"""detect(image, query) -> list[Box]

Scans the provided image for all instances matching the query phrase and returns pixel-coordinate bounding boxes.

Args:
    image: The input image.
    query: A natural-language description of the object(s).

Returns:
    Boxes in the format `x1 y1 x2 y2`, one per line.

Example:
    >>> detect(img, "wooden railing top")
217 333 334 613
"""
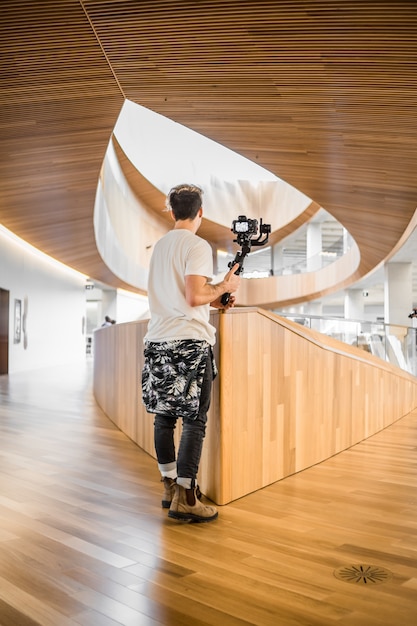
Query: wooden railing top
221 307 417 382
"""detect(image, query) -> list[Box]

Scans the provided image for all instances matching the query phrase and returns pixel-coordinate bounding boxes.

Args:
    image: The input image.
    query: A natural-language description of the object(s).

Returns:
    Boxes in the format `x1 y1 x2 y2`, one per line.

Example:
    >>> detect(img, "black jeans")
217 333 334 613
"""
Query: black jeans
154 352 213 480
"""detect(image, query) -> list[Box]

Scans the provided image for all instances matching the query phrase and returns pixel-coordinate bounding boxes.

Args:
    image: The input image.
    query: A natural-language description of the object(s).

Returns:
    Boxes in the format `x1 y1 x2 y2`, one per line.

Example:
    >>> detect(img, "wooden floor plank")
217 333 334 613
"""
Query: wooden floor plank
1 362 417 625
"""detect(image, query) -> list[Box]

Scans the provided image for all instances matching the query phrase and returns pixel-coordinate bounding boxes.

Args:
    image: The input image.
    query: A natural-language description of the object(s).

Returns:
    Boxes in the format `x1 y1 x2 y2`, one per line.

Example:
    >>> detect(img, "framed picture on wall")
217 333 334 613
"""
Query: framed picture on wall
14 298 22 344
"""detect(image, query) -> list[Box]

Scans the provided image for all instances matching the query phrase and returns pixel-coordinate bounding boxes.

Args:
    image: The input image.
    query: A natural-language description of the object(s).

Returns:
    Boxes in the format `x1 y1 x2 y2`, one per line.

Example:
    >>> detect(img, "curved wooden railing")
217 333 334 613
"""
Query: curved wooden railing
93 309 417 504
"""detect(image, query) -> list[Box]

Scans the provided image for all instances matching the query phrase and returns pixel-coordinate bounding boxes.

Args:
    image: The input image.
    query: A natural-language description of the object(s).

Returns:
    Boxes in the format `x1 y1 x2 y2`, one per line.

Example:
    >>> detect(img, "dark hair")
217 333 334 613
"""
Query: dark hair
166 184 203 221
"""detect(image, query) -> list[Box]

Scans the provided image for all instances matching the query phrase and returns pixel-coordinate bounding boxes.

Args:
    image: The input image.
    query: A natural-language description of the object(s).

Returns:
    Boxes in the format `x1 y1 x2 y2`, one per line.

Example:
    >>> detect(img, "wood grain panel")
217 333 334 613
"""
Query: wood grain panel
1 1 416 304
1 360 417 623
85 0 417 277
94 309 417 505
0 0 136 291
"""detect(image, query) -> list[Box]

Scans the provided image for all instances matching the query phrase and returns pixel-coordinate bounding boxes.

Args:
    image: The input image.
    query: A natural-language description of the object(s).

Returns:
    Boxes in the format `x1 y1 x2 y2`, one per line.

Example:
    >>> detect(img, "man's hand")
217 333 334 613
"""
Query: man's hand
210 294 236 310
222 263 241 294
210 263 241 309
185 263 241 308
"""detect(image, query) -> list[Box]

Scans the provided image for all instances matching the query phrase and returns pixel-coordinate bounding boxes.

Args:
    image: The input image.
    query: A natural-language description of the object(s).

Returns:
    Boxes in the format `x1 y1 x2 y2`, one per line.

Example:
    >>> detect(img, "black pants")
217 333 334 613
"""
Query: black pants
154 353 213 480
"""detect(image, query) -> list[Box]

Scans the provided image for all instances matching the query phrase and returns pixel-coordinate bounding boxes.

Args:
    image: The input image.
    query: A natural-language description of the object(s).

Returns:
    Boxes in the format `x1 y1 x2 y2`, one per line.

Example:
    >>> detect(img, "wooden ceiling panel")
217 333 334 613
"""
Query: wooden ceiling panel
0 0 134 290
79 0 417 276
0 0 416 299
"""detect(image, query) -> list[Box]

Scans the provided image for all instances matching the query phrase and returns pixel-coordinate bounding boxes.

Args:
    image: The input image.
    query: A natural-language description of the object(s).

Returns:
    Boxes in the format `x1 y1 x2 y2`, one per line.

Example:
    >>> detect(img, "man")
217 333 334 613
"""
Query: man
142 184 240 523
102 315 113 327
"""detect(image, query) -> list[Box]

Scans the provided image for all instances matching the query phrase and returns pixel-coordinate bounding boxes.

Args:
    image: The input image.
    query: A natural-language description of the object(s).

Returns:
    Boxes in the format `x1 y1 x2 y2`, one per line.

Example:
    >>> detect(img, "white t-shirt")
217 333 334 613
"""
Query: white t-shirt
144 229 216 345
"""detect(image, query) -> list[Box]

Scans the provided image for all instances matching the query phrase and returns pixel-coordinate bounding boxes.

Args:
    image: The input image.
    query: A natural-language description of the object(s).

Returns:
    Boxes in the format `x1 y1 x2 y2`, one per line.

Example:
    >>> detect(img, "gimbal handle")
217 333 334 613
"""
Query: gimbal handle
220 217 271 307
220 247 249 306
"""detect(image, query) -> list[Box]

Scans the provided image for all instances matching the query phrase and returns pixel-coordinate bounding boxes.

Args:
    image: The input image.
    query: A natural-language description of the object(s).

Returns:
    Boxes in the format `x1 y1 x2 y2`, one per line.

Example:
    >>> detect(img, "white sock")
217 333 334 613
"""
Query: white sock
177 477 192 489
162 469 177 479
158 462 177 480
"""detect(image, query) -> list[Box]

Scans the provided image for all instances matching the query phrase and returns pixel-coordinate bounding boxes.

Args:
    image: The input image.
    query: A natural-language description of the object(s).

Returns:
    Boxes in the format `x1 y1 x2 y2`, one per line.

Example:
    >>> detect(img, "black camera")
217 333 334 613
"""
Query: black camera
408 308 417 319
232 216 259 235
230 215 271 244
220 214 272 306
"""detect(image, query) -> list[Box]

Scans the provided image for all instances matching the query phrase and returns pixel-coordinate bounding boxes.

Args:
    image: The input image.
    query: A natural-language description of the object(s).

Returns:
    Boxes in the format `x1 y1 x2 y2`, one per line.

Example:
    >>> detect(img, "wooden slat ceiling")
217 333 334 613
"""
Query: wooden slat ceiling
1 0 416 298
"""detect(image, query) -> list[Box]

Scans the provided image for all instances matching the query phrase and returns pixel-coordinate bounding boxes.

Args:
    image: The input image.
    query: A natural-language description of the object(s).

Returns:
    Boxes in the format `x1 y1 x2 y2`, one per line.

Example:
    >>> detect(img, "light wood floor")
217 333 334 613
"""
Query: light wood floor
0 362 417 626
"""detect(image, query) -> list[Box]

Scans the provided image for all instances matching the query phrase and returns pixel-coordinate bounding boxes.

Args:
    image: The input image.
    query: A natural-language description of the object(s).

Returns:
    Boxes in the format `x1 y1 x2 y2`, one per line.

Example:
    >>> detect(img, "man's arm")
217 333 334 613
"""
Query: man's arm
185 263 240 308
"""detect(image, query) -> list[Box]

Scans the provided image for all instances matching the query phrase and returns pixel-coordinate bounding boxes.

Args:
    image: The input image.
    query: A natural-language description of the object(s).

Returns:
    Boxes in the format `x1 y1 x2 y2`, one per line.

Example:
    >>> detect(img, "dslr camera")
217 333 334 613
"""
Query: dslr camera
220 214 271 306
231 215 271 243
232 216 259 235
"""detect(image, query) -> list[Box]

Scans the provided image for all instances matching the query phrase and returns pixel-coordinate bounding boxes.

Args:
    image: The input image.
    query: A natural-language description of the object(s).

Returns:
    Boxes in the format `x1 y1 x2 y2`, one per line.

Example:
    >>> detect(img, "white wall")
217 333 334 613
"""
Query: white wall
116 290 149 323
0 228 87 373
85 286 149 329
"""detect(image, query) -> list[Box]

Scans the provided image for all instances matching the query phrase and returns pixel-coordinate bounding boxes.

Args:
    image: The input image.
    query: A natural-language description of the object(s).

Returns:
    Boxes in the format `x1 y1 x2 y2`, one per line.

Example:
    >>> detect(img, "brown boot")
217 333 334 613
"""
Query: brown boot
161 477 176 509
168 484 218 523
161 478 202 509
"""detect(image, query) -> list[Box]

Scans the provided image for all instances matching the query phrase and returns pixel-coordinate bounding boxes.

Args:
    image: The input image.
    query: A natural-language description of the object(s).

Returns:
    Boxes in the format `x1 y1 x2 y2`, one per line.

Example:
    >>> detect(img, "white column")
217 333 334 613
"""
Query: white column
307 222 322 271
272 243 284 275
211 244 218 275
384 262 413 325
344 289 365 321
343 228 350 253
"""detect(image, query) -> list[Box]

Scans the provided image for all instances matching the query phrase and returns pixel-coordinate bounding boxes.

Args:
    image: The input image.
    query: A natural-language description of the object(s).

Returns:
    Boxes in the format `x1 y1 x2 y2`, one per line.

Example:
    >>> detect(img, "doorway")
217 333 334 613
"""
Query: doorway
0 288 9 375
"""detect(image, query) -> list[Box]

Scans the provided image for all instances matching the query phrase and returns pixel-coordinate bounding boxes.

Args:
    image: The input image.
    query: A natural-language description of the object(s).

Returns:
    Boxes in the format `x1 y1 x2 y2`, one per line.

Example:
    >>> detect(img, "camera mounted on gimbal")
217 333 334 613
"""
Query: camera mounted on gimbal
221 215 271 306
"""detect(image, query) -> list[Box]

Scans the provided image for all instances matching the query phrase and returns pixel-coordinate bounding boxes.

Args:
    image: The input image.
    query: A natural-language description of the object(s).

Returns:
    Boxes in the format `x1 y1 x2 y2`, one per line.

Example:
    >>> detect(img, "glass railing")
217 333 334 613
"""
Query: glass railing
276 313 417 377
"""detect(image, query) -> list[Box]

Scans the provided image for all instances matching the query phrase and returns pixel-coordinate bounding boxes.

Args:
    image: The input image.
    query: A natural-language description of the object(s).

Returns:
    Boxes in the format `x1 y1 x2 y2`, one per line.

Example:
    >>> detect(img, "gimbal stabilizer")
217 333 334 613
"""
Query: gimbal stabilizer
220 215 271 306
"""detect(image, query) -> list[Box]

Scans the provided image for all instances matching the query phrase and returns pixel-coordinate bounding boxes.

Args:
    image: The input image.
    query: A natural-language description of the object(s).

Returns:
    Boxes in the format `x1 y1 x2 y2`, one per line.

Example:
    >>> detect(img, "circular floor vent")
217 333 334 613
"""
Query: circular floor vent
334 564 392 585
